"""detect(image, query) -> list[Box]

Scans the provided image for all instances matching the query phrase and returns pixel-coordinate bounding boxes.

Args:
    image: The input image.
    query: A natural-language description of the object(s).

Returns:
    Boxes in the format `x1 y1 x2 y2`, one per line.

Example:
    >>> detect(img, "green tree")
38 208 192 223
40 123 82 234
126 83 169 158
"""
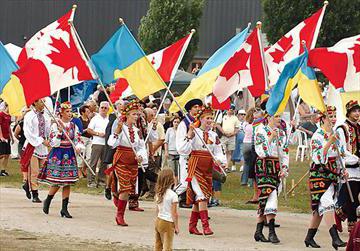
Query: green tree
138 0 205 70
262 0 360 47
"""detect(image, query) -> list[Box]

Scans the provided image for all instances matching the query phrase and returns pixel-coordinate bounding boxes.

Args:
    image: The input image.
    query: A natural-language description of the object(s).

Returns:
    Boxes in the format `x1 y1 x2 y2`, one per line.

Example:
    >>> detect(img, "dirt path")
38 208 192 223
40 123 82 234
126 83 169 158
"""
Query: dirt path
0 187 349 251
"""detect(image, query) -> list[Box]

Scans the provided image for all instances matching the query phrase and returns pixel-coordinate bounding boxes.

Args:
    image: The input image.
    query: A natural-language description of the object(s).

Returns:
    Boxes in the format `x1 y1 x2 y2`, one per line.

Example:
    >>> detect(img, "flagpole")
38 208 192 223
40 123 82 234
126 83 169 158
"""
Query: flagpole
53 91 60 115
144 29 196 144
69 20 146 172
41 100 96 176
311 1 328 49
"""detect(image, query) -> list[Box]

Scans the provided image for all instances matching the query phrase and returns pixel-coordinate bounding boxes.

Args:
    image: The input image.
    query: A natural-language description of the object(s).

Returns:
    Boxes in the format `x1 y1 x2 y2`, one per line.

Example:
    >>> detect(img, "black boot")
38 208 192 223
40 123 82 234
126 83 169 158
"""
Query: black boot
31 190 41 203
43 195 54 214
22 181 31 199
254 221 270 242
264 219 280 228
104 187 112 200
304 228 321 248
268 219 280 244
329 224 346 250
60 198 72 218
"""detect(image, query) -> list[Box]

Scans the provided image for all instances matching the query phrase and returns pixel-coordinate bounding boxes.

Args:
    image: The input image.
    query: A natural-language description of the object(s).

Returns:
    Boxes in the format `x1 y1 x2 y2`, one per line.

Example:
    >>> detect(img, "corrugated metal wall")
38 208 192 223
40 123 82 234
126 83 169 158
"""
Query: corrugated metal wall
0 0 262 59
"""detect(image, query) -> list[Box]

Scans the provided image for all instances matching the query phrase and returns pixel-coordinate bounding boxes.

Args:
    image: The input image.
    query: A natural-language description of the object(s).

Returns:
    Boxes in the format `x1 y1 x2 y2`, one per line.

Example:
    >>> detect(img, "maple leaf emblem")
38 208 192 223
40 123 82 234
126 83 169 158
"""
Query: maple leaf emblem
47 35 92 80
269 35 293 63
349 39 360 73
151 57 155 65
221 49 250 81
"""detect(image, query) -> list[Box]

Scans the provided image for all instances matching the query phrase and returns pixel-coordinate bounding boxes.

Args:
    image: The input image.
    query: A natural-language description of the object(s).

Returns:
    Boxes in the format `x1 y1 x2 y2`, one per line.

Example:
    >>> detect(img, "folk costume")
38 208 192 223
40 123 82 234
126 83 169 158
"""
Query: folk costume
108 101 148 226
336 100 360 233
22 104 51 202
39 102 84 218
253 118 289 243
174 99 203 208
304 106 347 249
177 105 226 236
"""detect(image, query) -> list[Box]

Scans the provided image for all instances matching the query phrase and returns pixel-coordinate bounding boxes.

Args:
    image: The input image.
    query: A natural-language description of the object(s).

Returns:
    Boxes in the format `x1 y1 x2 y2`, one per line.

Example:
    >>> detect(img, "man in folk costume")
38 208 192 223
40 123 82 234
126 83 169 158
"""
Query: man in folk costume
304 106 347 249
22 99 51 203
253 113 289 244
174 98 203 208
107 101 148 226
177 105 226 235
336 100 360 233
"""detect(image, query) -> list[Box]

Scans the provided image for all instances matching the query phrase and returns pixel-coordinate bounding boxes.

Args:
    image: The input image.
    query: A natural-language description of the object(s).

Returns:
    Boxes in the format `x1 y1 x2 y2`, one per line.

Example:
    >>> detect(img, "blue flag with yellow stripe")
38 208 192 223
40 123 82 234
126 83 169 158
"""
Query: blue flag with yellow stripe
91 24 165 99
266 47 325 116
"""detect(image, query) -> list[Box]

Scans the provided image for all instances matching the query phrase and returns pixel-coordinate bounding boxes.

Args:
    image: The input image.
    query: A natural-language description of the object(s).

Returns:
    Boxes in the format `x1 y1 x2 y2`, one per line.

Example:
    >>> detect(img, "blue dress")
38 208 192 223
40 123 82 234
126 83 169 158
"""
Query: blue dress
38 121 83 186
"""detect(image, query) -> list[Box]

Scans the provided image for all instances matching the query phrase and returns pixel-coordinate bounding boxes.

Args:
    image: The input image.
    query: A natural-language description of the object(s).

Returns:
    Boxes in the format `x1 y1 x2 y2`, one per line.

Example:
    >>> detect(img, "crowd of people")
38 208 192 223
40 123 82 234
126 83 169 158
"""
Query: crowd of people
0 87 359 250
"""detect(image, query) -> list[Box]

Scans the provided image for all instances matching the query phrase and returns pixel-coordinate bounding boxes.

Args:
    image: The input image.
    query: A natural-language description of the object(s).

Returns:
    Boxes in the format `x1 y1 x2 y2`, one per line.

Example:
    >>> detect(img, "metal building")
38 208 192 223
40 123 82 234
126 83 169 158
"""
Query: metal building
0 0 262 62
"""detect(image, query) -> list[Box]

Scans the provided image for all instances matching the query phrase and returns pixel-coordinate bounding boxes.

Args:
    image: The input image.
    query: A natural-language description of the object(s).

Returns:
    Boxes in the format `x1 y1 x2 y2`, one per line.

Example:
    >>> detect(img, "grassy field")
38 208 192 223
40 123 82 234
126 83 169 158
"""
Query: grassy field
0 147 312 213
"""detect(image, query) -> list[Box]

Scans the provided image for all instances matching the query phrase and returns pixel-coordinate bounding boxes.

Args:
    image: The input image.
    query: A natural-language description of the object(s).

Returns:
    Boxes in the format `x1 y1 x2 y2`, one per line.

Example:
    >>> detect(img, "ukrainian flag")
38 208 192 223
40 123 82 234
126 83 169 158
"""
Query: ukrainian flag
0 41 26 116
266 48 325 116
91 24 165 100
169 25 250 113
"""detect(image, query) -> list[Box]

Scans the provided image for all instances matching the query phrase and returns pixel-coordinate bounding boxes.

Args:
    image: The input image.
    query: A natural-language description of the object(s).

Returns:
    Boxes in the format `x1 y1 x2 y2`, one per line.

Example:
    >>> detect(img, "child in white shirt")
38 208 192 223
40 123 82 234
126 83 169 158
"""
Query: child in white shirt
154 169 179 251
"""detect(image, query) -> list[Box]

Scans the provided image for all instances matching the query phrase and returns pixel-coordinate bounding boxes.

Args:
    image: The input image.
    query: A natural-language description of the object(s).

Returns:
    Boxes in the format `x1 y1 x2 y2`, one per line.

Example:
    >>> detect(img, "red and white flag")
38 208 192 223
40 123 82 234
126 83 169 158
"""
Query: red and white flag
15 8 95 105
309 35 360 91
110 32 194 101
265 4 327 85
212 27 266 108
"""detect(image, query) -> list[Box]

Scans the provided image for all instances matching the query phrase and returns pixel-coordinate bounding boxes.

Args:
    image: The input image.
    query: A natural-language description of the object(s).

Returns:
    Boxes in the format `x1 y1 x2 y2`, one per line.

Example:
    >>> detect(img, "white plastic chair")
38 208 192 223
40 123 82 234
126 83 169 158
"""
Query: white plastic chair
295 130 308 162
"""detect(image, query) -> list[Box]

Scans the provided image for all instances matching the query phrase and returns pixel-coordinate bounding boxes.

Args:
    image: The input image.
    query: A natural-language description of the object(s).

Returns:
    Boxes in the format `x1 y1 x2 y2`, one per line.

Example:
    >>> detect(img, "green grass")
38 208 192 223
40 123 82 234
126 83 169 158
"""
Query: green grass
0 147 312 213
221 146 312 213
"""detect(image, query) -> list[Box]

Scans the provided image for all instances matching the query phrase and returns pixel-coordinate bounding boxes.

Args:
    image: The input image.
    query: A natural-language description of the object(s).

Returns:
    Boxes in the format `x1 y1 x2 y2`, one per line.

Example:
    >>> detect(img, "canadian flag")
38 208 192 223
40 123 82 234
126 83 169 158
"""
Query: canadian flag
212 27 266 108
309 35 360 91
15 8 95 106
110 32 193 102
265 4 327 85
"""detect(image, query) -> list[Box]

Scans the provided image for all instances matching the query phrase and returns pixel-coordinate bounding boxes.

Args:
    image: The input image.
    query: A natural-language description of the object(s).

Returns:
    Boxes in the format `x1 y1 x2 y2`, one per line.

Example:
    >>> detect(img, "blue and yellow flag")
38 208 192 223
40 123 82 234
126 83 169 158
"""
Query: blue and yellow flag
266 48 325 116
91 24 165 100
169 25 250 113
0 41 19 92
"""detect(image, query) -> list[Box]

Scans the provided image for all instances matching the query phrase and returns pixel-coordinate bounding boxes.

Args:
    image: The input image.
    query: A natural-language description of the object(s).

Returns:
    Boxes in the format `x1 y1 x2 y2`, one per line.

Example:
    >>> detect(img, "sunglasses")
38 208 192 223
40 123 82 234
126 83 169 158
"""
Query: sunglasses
100 107 108 109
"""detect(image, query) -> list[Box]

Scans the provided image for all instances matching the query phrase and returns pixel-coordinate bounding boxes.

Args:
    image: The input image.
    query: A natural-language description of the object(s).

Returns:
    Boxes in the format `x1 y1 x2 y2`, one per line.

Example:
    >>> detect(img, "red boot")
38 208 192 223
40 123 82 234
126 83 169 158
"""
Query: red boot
115 199 128 226
113 196 119 207
189 211 202 235
199 210 213 235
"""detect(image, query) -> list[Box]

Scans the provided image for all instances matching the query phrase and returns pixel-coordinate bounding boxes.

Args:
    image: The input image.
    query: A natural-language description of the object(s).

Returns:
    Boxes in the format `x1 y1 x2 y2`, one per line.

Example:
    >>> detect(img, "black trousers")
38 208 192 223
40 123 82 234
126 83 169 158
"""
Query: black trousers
337 180 360 222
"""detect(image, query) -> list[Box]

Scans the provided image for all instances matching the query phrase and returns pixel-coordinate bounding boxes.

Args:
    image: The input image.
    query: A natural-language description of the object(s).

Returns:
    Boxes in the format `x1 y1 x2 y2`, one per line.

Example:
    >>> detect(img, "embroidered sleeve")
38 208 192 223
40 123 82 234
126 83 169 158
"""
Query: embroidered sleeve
49 123 61 148
310 131 327 164
279 130 289 173
176 121 192 155
74 123 85 150
254 127 271 158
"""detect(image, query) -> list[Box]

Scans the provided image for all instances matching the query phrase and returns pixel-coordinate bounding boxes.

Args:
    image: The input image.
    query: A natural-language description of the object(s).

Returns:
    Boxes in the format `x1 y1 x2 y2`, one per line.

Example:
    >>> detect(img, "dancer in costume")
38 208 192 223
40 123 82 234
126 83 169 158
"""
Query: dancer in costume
108 100 148 226
336 100 360 233
253 113 289 244
178 105 226 235
39 102 83 218
22 99 51 202
174 99 203 208
304 106 347 249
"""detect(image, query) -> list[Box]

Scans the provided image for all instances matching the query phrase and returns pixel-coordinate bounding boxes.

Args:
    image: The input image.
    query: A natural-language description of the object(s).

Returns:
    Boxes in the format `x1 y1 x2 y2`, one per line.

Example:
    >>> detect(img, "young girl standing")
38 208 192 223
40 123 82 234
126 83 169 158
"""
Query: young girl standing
154 169 179 251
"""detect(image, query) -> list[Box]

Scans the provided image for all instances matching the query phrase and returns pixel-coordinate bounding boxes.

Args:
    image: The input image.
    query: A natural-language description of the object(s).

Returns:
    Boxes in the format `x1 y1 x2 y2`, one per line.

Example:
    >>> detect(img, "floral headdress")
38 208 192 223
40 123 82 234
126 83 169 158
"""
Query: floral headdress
193 105 213 127
122 100 140 116
319 105 336 118
60 101 72 113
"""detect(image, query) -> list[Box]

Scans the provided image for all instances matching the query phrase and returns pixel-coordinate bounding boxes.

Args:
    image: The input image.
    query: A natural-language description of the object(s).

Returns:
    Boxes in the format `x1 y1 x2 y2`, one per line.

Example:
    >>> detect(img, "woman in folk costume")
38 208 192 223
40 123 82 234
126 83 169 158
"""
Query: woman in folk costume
107 100 148 226
38 102 84 218
253 113 289 244
304 106 348 249
178 105 227 235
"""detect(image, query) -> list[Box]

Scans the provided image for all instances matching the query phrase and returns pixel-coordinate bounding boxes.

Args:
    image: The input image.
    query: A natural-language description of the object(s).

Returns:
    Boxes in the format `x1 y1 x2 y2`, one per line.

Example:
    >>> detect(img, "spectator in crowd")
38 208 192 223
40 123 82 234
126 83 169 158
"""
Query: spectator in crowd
143 107 165 200
241 108 256 186
87 101 110 188
164 117 181 185
0 103 13 176
86 100 98 119
298 99 312 123
298 113 319 139
79 105 92 177
232 109 246 170
218 105 240 172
